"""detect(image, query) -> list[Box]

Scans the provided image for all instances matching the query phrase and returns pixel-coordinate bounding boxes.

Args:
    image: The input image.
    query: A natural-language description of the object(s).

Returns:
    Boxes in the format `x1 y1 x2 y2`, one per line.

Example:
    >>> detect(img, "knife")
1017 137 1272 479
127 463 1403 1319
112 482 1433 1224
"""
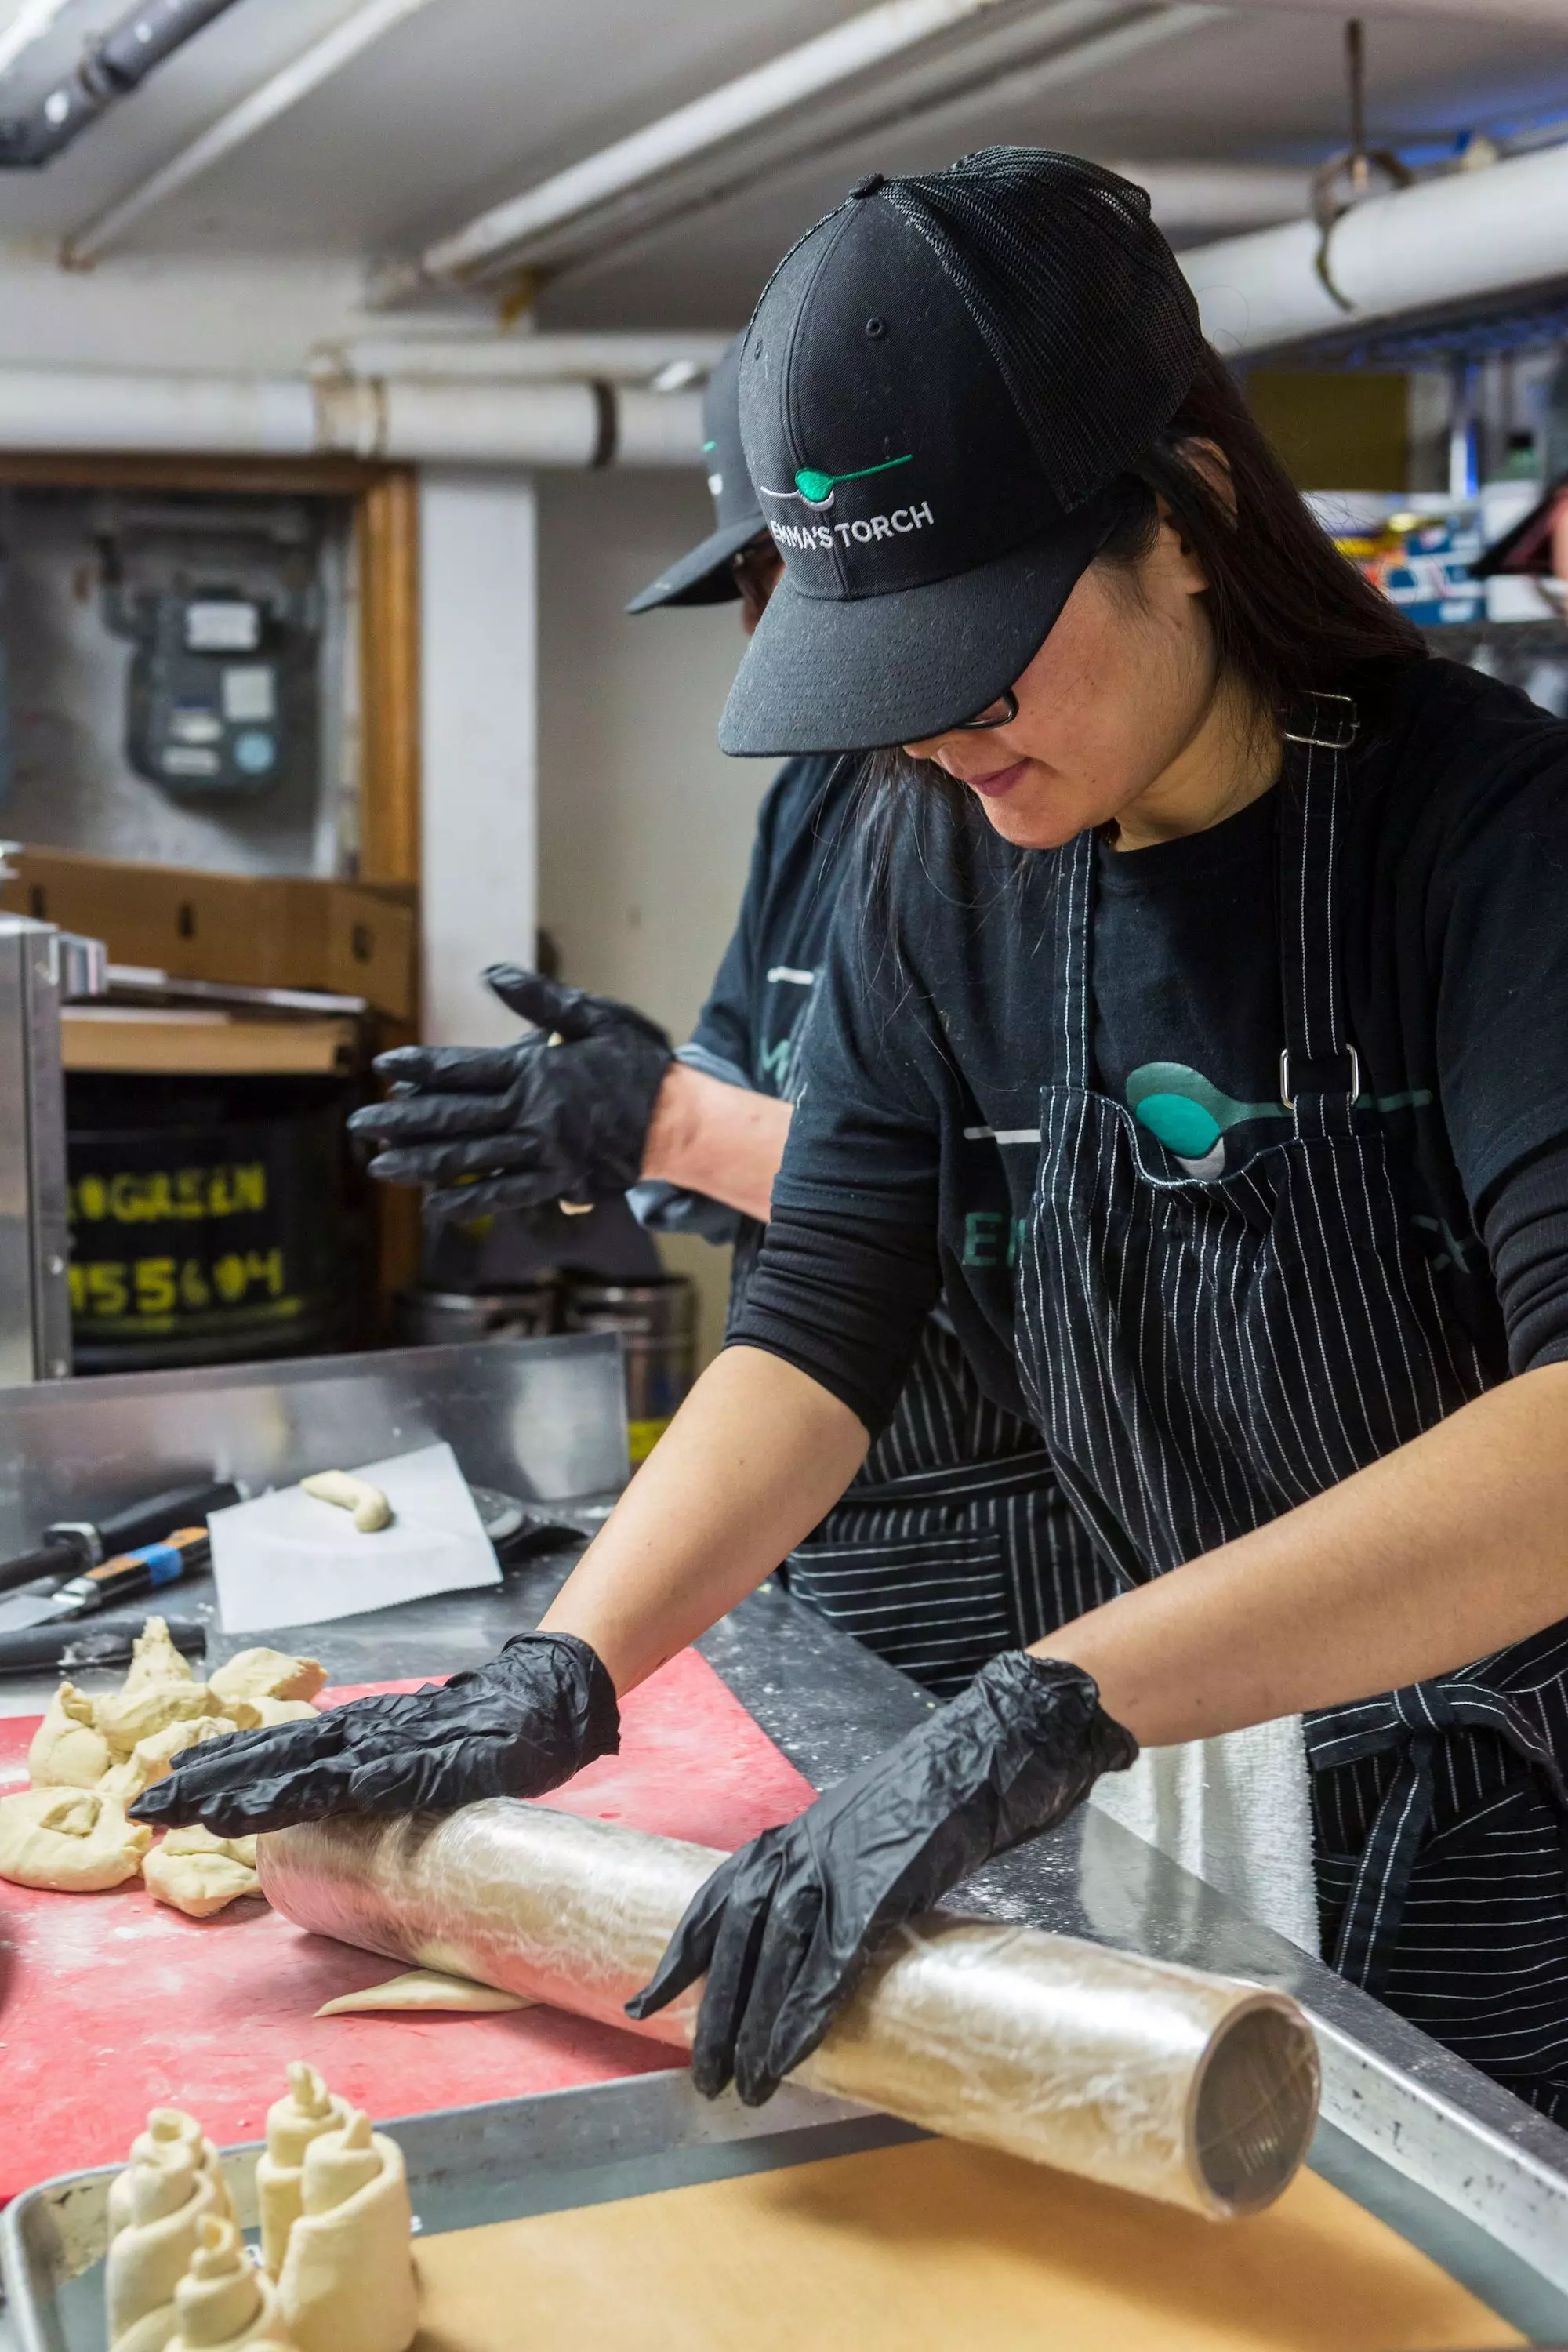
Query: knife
0 1614 206 1678
0 1479 241 1600
0 1527 212 1633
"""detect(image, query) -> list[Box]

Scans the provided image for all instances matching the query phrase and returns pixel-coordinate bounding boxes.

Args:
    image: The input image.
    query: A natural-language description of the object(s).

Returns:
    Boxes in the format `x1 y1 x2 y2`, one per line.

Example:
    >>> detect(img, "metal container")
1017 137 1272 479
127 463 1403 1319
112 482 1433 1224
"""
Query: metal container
561 1275 695 1463
393 1281 559 1348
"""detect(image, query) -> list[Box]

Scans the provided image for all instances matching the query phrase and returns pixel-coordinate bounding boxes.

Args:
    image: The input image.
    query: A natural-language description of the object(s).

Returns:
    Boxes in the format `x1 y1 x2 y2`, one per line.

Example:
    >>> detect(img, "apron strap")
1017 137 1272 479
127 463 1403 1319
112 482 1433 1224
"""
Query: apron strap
1054 828 1095 1092
1278 691 1359 1143
1308 1673 1568 1997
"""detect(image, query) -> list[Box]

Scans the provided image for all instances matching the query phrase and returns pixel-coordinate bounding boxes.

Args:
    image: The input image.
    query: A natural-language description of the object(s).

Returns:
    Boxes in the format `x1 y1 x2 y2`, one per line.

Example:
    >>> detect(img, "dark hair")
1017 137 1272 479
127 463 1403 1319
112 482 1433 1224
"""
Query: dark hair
1095 341 1424 706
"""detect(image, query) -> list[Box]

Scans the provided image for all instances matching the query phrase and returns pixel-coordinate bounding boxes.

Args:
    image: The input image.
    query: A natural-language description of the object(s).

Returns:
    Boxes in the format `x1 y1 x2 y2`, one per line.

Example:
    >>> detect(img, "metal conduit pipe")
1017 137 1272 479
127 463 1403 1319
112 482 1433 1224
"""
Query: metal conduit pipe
1183 137 1568 357
0 367 706 465
0 0 244 169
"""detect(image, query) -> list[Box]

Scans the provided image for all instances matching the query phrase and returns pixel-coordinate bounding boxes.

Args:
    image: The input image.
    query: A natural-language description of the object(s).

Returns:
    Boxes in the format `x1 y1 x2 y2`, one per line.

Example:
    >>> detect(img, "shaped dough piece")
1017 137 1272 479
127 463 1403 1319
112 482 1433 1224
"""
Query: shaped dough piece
210 1648 326 1706
100 1715 240 1808
258 2062 346 2280
106 2145 220 2351
109 2110 232 2235
299 1471 391 1534
166 2215 290 2350
97 1680 226 1761
278 2109 417 2352
123 1613 198 1693
0 1786 151 1890
27 1680 111 1789
145 1826 263 1918
315 1968 532 2017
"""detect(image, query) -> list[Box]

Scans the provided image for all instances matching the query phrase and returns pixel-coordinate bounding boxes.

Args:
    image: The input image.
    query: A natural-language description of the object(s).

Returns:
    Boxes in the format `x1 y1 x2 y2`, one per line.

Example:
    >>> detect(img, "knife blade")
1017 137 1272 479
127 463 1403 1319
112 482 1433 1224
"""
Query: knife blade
0 1526 212 1633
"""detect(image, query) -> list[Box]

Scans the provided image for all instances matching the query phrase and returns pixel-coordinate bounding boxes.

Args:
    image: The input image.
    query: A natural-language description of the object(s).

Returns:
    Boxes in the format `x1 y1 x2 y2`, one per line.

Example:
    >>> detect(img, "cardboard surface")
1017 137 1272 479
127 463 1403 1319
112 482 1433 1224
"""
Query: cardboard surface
0 1646 816 2201
409 2136 1519 2352
0 844 416 1018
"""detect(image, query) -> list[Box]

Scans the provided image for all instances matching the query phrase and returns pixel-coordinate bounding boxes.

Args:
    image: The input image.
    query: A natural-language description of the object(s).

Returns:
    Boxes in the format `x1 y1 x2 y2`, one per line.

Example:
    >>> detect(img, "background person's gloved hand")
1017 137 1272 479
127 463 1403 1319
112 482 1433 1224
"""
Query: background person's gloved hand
129 1632 619 1839
627 1653 1136 2107
348 967 672 1222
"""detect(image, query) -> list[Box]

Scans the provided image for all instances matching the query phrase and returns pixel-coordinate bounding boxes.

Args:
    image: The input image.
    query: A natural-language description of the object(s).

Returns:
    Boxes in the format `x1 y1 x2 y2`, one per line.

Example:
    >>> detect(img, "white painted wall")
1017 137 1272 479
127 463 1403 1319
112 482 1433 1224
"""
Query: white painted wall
419 467 539 1046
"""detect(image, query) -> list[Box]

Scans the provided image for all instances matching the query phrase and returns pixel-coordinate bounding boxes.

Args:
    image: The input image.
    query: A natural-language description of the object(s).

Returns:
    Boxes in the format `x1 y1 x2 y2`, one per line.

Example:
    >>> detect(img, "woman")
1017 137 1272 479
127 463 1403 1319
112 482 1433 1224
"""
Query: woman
143 152 1568 2125
352 336 1090 1699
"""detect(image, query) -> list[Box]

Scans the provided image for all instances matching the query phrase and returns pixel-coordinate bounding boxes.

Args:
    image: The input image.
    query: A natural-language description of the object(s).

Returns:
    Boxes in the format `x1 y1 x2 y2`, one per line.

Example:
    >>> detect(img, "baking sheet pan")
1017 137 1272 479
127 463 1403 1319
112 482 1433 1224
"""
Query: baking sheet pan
6 2069 1568 2352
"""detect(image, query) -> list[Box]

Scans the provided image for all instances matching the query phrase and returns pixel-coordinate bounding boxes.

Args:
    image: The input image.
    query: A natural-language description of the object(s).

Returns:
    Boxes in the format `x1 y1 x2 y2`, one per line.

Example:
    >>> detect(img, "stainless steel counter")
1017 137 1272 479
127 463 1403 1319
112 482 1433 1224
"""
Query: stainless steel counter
3 1340 1568 2335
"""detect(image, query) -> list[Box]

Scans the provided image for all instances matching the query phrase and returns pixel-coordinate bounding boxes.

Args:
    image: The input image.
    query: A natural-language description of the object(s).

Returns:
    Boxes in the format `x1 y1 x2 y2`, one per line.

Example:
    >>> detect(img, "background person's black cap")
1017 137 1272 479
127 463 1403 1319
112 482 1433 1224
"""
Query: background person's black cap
626 333 765 612
720 149 1207 754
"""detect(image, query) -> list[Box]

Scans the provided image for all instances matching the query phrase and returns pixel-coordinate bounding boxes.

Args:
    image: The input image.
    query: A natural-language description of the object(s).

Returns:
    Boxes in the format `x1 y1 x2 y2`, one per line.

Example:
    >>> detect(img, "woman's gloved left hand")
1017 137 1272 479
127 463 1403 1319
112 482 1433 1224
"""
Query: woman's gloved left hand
626 1653 1136 2106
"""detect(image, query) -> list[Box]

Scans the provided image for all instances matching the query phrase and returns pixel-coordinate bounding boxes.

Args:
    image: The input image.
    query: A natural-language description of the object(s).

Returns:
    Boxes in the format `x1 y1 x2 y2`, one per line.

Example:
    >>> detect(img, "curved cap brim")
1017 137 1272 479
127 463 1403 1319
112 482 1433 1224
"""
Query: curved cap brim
718 484 1134 753
626 510 766 614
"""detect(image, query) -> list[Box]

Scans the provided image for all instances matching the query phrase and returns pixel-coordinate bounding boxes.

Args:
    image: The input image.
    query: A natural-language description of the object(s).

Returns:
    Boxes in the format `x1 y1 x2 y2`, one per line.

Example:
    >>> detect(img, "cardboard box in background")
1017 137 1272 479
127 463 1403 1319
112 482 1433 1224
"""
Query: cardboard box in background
0 845 417 1022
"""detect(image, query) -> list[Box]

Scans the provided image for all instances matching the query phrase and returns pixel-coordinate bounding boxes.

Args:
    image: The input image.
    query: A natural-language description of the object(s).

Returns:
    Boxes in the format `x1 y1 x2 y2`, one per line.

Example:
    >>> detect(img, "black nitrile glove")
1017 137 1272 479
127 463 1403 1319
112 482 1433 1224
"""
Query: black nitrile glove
627 1653 1136 2107
347 967 672 1221
129 1632 619 1839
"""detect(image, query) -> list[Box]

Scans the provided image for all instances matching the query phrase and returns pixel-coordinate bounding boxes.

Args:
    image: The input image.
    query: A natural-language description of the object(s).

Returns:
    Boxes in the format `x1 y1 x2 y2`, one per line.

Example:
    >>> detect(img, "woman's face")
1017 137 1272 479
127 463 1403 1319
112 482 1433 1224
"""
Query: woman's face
903 506 1240 851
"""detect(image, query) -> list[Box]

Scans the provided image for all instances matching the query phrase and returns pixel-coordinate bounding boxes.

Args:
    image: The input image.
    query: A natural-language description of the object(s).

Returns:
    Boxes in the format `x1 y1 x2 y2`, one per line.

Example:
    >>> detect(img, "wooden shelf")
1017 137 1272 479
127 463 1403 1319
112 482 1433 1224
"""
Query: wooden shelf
61 1007 361 1076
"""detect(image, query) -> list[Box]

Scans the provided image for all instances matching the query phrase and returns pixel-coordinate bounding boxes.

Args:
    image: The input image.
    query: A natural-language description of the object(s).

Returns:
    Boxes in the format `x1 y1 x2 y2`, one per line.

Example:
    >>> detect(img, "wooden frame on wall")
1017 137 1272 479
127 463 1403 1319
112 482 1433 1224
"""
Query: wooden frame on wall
0 447 425 1312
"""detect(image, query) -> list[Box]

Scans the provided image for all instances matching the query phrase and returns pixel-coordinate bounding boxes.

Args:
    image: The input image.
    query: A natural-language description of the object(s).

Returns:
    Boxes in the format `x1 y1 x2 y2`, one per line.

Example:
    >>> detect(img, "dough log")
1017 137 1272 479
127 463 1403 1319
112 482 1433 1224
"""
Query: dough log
299 1472 392 1534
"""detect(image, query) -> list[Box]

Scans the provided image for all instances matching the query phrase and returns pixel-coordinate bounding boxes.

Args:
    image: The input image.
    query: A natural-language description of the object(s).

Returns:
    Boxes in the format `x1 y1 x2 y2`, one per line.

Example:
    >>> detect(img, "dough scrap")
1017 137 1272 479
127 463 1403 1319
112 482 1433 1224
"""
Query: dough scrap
210 1646 327 1706
300 1471 392 1534
27 1679 112 1789
122 1613 198 1694
97 1679 226 1761
145 1825 263 1918
250 1696 320 1726
100 1715 240 1808
0 1785 151 1890
315 1968 532 2017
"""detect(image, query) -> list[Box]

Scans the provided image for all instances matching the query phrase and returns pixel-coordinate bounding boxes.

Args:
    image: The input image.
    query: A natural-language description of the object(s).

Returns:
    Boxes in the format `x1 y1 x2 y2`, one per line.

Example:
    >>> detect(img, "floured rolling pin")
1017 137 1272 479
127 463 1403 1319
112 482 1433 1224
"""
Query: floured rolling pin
259 1802 1319 2222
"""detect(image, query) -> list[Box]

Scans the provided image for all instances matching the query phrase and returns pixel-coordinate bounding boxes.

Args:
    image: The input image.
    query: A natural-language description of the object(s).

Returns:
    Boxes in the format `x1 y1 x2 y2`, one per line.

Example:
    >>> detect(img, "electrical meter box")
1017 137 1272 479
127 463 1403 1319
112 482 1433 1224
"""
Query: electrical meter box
96 499 321 800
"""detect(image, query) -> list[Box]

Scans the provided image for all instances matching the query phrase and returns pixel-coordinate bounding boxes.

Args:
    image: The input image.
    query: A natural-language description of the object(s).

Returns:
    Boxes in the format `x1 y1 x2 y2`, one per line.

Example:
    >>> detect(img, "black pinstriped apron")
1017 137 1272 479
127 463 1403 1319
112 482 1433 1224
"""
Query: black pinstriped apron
1014 693 1568 2119
784 1317 1101 1698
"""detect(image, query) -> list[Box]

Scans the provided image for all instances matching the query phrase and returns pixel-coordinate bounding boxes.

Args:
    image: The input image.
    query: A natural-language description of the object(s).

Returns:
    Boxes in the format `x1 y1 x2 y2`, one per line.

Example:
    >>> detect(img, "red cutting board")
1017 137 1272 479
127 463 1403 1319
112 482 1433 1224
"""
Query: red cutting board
0 1648 817 2202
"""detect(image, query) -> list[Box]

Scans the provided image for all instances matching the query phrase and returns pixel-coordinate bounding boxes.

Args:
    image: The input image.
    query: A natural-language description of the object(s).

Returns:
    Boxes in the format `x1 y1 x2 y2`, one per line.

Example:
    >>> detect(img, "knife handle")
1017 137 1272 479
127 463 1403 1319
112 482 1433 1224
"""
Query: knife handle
0 1616 207 1676
49 1479 241 1566
63 1527 212 1614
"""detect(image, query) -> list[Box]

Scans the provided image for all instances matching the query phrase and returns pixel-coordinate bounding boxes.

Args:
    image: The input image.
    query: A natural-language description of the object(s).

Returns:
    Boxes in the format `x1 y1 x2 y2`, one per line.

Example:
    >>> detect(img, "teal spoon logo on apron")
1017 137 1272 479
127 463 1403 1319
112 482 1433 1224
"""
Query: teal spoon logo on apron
1126 1064 1286 1178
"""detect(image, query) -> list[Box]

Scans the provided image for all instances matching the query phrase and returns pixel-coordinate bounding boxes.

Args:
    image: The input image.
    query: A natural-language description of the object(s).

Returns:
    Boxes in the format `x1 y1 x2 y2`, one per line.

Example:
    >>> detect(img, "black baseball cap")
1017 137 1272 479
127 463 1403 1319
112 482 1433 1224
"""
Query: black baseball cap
626 334 765 612
720 150 1207 755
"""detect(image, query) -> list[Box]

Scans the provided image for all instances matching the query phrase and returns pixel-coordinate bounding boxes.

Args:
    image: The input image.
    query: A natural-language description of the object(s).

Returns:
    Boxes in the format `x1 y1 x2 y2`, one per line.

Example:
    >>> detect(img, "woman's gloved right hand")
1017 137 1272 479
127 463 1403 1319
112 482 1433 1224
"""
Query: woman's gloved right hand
347 967 673 1221
128 1632 619 1838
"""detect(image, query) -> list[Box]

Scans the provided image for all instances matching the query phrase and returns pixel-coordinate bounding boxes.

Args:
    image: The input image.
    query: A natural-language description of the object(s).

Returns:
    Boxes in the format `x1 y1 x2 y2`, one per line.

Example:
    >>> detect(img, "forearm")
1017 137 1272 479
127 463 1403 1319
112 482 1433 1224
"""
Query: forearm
1045 1362 1568 1746
539 1343 869 1691
640 1062 793 1225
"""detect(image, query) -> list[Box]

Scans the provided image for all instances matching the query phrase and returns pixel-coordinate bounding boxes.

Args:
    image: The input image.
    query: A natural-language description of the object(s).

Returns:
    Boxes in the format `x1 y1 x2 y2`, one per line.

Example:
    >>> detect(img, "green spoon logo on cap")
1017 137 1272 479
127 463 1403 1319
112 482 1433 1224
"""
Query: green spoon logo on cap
761 453 913 509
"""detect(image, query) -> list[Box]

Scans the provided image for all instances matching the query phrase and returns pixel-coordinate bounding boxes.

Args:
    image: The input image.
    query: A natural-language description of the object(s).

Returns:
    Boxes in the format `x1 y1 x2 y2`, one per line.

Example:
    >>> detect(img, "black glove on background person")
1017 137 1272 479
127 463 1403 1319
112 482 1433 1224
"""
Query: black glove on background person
129 1632 619 1838
628 1654 1137 2107
348 967 673 1221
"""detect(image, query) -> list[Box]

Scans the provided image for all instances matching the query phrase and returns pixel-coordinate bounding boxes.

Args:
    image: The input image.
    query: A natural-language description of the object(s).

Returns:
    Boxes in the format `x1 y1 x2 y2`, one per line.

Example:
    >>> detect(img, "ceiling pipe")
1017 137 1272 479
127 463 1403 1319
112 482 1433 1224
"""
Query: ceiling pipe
0 0 243 169
64 0 445 266
0 365 706 465
368 0 1145 306
368 0 1229 307
1218 0 1567 19
1106 160 1311 234
1183 136 1568 354
312 332 734 383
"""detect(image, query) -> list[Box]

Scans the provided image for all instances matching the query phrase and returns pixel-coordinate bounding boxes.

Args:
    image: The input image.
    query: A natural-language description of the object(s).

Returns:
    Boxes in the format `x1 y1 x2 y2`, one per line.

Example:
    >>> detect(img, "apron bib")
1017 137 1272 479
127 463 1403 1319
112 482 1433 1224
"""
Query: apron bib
1014 694 1568 2117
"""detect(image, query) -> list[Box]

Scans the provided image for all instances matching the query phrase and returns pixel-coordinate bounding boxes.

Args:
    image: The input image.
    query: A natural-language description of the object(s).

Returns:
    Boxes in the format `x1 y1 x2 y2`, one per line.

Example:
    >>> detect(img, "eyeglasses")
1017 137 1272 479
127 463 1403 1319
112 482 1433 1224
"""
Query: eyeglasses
950 687 1019 731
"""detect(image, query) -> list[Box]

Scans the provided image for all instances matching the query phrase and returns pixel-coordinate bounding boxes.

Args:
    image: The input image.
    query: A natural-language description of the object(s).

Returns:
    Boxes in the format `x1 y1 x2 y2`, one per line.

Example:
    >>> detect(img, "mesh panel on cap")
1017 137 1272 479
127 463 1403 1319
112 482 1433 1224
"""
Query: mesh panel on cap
881 148 1204 512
